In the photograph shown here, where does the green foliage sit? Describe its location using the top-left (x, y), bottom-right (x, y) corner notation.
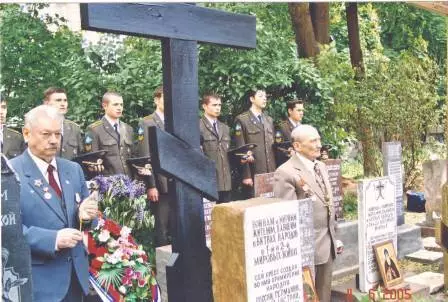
top-left (342, 191), bottom-right (358, 221)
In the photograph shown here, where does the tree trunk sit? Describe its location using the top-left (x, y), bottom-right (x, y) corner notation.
top-left (310, 3), bottom-right (330, 45)
top-left (346, 3), bottom-right (365, 78)
top-left (357, 107), bottom-right (377, 177)
top-left (288, 3), bottom-right (319, 58)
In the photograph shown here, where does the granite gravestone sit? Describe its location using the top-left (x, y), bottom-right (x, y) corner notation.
top-left (298, 198), bottom-right (315, 279)
top-left (358, 177), bottom-right (397, 292)
top-left (1, 156), bottom-right (33, 302)
top-left (324, 159), bottom-right (344, 221)
top-left (382, 142), bottom-right (404, 225)
top-left (212, 198), bottom-right (303, 302)
top-left (423, 160), bottom-right (447, 225)
top-left (202, 198), bottom-right (215, 248)
top-left (254, 173), bottom-right (276, 198)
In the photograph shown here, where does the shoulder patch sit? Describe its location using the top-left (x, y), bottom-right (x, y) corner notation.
top-left (6, 128), bottom-right (22, 136)
top-left (234, 122), bottom-right (242, 136)
top-left (65, 119), bottom-right (80, 127)
top-left (143, 115), bottom-right (152, 121)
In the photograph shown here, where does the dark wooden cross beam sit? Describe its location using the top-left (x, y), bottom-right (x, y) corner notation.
top-left (80, 3), bottom-right (256, 301)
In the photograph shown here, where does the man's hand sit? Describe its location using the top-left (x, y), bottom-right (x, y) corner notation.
top-left (147, 188), bottom-right (159, 202)
top-left (79, 192), bottom-right (99, 221)
top-left (336, 240), bottom-right (344, 255)
top-left (56, 228), bottom-right (83, 250)
top-left (242, 178), bottom-right (253, 187)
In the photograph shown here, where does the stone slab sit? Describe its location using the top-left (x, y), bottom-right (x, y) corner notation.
top-left (418, 223), bottom-right (436, 238)
top-left (155, 244), bottom-right (172, 302)
top-left (422, 236), bottom-right (442, 252)
top-left (405, 250), bottom-right (443, 264)
top-left (405, 272), bottom-right (445, 294)
top-left (397, 224), bottom-right (424, 259)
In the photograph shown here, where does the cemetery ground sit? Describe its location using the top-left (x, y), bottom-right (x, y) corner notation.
top-left (330, 161), bottom-right (448, 301)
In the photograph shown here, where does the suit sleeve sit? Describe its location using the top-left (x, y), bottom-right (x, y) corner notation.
top-left (233, 118), bottom-right (251, 180)
top-left (273, 168), bottom-right (298, 201)
top-left (23, 225), bottom-right (58, 258)
top-left (76, 126), bottom-right (84, 155)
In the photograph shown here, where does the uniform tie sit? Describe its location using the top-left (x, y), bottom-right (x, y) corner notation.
top-left (213, 121), bottom-right (219, 136)
top-left (114, 123), bottom-right (121, 145)
top-left (257, 114), bottom-right (263, 124)
top-left (47, 164), bottom-right (62, 199)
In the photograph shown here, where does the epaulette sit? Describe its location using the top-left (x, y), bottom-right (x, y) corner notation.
top-left (143, 115), bottom-right (152, 121)
top-left (65, 119), bottom-right (80, 127)
top-left (89, 120), bottom-right (103, 128)
top-left (6, 128), bottom-right (21, 136)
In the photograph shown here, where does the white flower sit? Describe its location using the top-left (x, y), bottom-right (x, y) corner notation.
top-left (107, 239), bottom-right (119, 249)
top-left (106, 253), bottom-right (119, 265)
top-left (120, 226), bottom-right (132, 239)
top-left (95, 218), bottom-right (105, 230)
top-left (136, 257), bottom-right (144, 263)
top-left (118, 285), bottom-right (127, 294)
top-left (98, 230), bottom-right (110, 243)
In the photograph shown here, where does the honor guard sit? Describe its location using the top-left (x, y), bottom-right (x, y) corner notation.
top-left (43, 87), bottom-right (83, 160)
top-left (135, 86), bottom-right (170, 247)
top-left (85, 92), bottom-right (134, 176)
top-left (233, 89), bottom-right (276, 196)
top-left (199, 94), bottom-right (232, 203)
top-left (277, 99), bottom-right (304, 141)
top-left (1, 98), bottom-right (25, 159)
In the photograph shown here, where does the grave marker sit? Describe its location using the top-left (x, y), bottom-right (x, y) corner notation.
top-left (382, 142), bottom-right (404, 225)
top-left (324, 159), bottom-right (344, 221)
top-left (423, 160), bottom-right (447, 224)
top-left (358, 177), bottom-right (397, 292)
top-left (298, 198), bottom-right (315, 278)
top-left (254, 172), bottom-right (275, 198)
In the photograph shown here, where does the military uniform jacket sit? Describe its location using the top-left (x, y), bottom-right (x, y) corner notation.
top-left (278, 119), bottom-right (297, 142)
top-left (199, 117), bottom-right (231, 192)
top-left (60, 119), bottom-right (83, 160)
top-left (233, 110), bottom-right (276, 179)
top-left (85, 117), bottom-right (134, 176)
top-left (2, 127), bottom-right (25, 159)
top-left (273, 155), bottom-right (337, 265)
top-left (136, 113), bottom-right (168, 194)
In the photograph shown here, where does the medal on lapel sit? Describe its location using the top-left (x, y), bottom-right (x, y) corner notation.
top-left (43, 187), bottom-right (52, 200)
top-left (75, 192), bottom-right (81, 204)
top-left (34, 179), bottom-right (43, 187)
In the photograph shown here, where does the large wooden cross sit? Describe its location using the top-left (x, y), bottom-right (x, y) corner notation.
top-left (80, 3), bottom-right (256, 301)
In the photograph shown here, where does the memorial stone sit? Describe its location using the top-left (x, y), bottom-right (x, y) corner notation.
top-left (423, 160), bottom-right (447, 225)
top-left (382, 142), bottom-right (405, 225)
top-left (324, 159), bottom-right (344, 221)
top-left (298, 198), bottom-right (315, 278)
top-left (212, 198), bottom-right (303, 302)
top-left (1, 155), bottom-right (33, 302)
top-left (358, 177), bottom-right (397, 292)
top-left (202, 198), bottom-right (215, 247)
top-left (254, 172), bottom-right (275, 198)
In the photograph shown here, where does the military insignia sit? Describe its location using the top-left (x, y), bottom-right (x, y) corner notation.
top-left (275, 130), bottom-right (283, 143)
top-left (44, 192), bottom-right (52, 200)
top-left (235, 123), bottom-right (242, 136)
top-left (75, 193), bottom-right (81, 204)
top-left (73, 149), bottom-right (77, 155)
top-left (65, 180), bottom-right (70, 184)
top-left (34, 179), bottom-right (43, 187)
top-left (137, 126), bottom-right (144, 142)
top-left (84, 134), bottom-right (93, 152)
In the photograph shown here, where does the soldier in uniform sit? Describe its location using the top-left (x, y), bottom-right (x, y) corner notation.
top-left (199, 94), bottom-right (232, 203)
top-left (135, 86), bottom-right (170, 246)
top-left (277, 99), bottom-right (304, 141)
top-left (0, 97), bottom-right (25, 159)
top-left (85, 92), bottom-right (134, 176)
top-left (43, 87), bottom-right (83, 160)
top-left (233, 89), bottom-right (276, 197)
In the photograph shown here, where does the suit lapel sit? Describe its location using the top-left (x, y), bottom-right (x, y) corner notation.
top-left (202, 117), bottom-right (219, 139)
top-left (102, 117), bottom-right (119, 142)
top-left (290, 155), bottom-right (325, 201)
top-left (63, 120), bottom-right (71, 141)
top-left (217, 120), bottom-right (224, 140)
top-left (57, 158), bottom-right (75, 227)
top-left (119, 122), bottom-right (128, 147)
top-left (248, 110), bottom-right (263, 131)
top-left (23, 152), bottom-right (67, 224)
top-left (288, 119), bottom-right (295, 132)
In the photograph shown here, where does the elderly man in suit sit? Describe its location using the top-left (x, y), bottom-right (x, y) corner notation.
top-left (273, 124), bottom-right (342, 302)
top-left (10, 105), bottom-right (98, 302)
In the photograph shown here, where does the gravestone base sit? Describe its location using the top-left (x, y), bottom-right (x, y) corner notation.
top-left (331, 274), bottom-right (429, 302)
top-left (405, 250), bottom-right (443, 264)
top-left (423, 237), bottom-right (442, 252)
top-left (333, 222), bottom-right (423, 278)
top-left (404, 272), bottom-right (445, 294)
top-left (417, 222), bottom-right (436, 238)
top-left (155, 245), bottom-right (172, 302)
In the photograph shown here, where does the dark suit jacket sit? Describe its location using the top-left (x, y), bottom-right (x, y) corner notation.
top-left (10, 151), bottom-right (90, 302)
top-left (86, 117), bottom-right (134, 176)
top-left (2, 127), bottom-right (25, 159)
top-left (199, 117), bottom-right (231, 192)
top-left (278, 119), bottom-right (297, 142)
top-left (273, 154), bottom-right (337, 265)
top-left (233, 110), bottom-right (276, 179)
top-left (136, 113), bottom-right (169, 194)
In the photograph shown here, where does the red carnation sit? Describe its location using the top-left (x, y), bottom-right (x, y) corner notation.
top-left (91, 258), bottom-right (104, 271)
top-left (104, 220), bottom-right (121, 236)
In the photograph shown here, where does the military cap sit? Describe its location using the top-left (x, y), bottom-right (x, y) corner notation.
top-left (228, 143), bottom-right (257, 160)
top-left (273, 141), bottom-right (292, 155)
top-left (73, 150), bottom-right (107, 180)
top-left (126, 156), bottom-right (153, 179)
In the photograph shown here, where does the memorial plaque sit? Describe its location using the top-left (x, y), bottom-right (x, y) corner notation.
top-left (423, 160), bottom-right (447, 217)
top-left (244, 200), bottom-right (303, 302)
top-left (358, 176), bottom-right (397, 292)
top-left (382, 142), bottom-right (404, 225)
top-left (324, 159), bottom-right (344, 221)
top-left (203, 198), bottom-right (216, 248)
top-left (254, 172), bottom-right (275, 198)
top-left (298, 198), bottom-right (315, 279)
top-left (1, 156), bottom-right (33, 302)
